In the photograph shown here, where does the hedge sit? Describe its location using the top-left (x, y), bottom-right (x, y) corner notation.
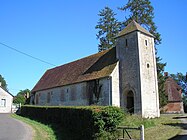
top-left (20, 105), bottom-right (124, 139)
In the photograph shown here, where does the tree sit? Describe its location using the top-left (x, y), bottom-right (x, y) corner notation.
top-left (119, 0), bottom-right (167, 107)
top-left (170, 72), bottom-right (187, 94)
top-left (119, 0), bottom-right (161, 45)
top-left (156, 59), bottom-right (167, 108)
top-left (0, 74), bottom-right (8, 91)
top-left (171, 72), bottom-right (187, 110)
top-left (95, 6), bottom-right (120, 52)
top-left (13, 89), bottom-right (30, 104)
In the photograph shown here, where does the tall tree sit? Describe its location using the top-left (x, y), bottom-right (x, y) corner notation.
top-left (0, 74), bottom-right (8, 91)
top-left (170, 72), bottom-right (187, 94)
top-left (13, 89), bottom-right (30, 104)
top-left (95, 6), bottom-right (120, 52)
top-left (119, 0), bottom-right (161, 45)
top-left (119, 0), bottom-right (167, 107)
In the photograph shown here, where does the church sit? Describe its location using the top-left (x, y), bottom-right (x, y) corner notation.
top-left (31, 20), bottom-right (160, 118)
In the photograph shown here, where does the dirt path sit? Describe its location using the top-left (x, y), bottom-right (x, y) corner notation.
top-left (0, 113), bottom-right (33, 140)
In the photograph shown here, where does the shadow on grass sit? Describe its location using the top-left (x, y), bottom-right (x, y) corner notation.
top-left (165, 116), bottom-right (187, 140)
top-left (49, 123), bottom-right (74, 140)
top-left (173, 116), bottom-right (187, 119)
top-left (168, 134), bottom-right (187, 140)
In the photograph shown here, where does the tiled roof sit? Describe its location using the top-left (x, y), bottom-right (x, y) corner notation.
top-left (165, 77), bottom-right (182, 102)
top-left (116, 20), bottom-right (154, 38)
top-left (32, 47), bottom-right (117, 92)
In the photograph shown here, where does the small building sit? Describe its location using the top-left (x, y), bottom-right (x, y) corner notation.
top-left (163, 72), bottom-right (184, 113)
top-left (0, 84), bottom-right (13, 113)
top-left (31, 20), bottom-right (160, 118)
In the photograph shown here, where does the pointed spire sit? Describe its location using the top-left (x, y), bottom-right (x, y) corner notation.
top-left (116, 20), bottom-right (154, 38)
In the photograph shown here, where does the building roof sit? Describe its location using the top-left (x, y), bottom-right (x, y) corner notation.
top-left (165, 77), bottom-right (182, 102)
top-left (32, 47), bottom-right (117, 92)
top-left (116, 20), bottom-right (154, 38)
top-left (0, 86), bottom-right (14, 97)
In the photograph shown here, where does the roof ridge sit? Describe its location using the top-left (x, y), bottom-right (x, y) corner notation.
top-left (116, 20), bottom-right (154, 38)
top-left (0, 86), bottom-right (14, 97)
top-left (48, 48), bottom-right (111, 72)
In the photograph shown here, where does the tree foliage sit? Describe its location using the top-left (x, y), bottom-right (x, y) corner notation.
top-left (13, 89), bottom-right (30, 104)
top-left (171, 73), bottom-right (187, 107)
top-left (156, 57), bottom-right (167, 107)
top-left (0, 74), bottom-right (8, 91)
top-left (170, 73), bottom-right (187, 94)
top-left (119, 0), bottom-right (161, 45)
top-left (95, 6), bottom-right (120, 52)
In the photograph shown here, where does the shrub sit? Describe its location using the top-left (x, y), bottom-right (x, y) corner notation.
top-left (20, 105), bottom-right (124, 139)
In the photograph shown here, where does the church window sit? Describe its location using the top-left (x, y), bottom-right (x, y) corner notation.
top-left (47, 92), bottom-right (51, 103)
top-left (147, 63), bottom-right (150, 68)
top-left (36, 94), bottom-right (39, 104)
top-left (145, 40), bottom-right (148, 46)
top-left (125, 39), bottom-right (128, 47)
top-left (60, 91), bottom-right (65, 101)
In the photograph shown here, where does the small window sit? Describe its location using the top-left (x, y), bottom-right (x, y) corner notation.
top-left (0, 99), bottom-right (6, 107)
top-left (36, 94), bottom-right (39, 104)
top-left (47, 92), bottom-right (51, 103)
top-left (125, 39), bottom-right (128, 47)
top-left (145, 40), bottom-right (148, 46)
top-left (147, 63), bottom-right (150, 68)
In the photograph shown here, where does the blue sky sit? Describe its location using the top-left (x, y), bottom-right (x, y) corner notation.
top-left (0, 0), bottom-right (186, 95)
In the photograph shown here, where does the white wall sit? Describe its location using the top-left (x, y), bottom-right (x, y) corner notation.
top-left (110, 62), bottom-right (120, 107)
top-left (0, 87), bottom-right (13, 113)
top-left (138, 32), bottom-right (160, 118)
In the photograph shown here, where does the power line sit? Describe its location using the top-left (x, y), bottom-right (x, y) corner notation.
top-left (0, 42), bottom-right (56, 67)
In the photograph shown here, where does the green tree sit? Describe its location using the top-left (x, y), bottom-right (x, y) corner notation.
top-left (119, 0), bottom-right (161, 45)
top-left (119, 0), bottom-right (167, 107)
top-left (13, 89), bottom-right (30, 104)
top-left (157, 57), bottom-right (167, 107)
top-left (95, 6), bottom-right (120, 52)
top-left (0, 74), bottom-right (8, 91)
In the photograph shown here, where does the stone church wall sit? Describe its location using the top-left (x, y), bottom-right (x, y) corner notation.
top-left (34, 77), bottom-right (111, 106)
top-left (110, 62), bottom-right (120, 107)
top-left (116, 32), bottom-right (142, 114)
top-left (137, 32), bottom-right (160, 118)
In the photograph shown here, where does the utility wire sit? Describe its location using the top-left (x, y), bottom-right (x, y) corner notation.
top-left (0, 42), bottom-right (56, 67)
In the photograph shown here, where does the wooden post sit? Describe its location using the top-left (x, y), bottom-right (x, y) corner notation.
top-left (140, 125), bottom-right (144, 140)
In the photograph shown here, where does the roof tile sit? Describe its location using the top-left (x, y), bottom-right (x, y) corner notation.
top-left (32, 47), bottom-right (117, 92)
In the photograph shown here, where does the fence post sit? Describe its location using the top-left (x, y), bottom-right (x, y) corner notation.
top-left (140, 125), bottom-right (144, 140)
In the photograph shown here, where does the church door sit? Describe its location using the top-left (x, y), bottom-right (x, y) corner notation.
top-left (126, 91), bottom-right (134, 113)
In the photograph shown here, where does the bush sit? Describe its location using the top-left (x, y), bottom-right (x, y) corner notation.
top-left (20, 105), bottom-right (124, 140)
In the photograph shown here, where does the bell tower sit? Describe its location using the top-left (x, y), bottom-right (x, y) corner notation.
top-left (116, 20), bottom-right (160, 118)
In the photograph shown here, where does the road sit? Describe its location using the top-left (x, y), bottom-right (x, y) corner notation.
top-left (0, 114), bottom-right (33, 140)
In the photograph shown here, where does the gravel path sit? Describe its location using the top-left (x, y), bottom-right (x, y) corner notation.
top-left (0, 113), bottom-right (33, 140)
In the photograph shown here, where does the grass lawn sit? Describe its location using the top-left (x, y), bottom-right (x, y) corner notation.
top-left (11, 114), bottom-right (56, 140)
top-left (118, 114), bottom-right (182, 140)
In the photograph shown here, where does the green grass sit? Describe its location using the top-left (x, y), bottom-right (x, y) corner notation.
top-left (11, 114), bottom-right (56, 140)
top-left (118, 114), bottom-right (182, 140)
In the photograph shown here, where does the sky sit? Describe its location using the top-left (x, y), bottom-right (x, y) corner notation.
top-left (0, 0), bottom-right (186, 95)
